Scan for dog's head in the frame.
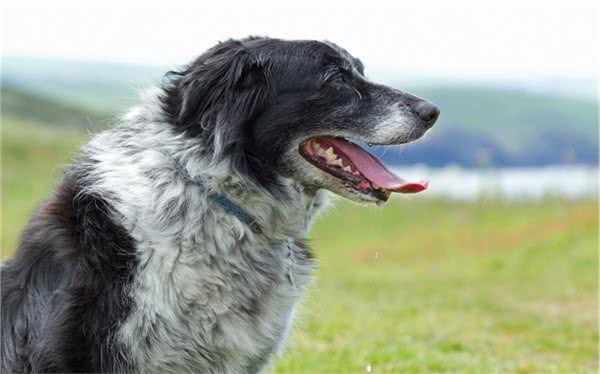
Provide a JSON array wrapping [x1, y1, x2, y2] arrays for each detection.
[[162, 37, 439, 204]]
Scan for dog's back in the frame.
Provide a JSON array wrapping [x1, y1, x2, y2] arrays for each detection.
[[1, 204, 68, 372], [1, 173, 138, 373]]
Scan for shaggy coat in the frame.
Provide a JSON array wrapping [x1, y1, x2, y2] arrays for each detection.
[[1, 37, 438, 373]]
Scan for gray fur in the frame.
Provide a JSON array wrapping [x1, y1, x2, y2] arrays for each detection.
[[81, 91, 328, 373]]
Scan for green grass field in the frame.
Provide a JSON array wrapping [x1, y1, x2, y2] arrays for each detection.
[[2, 118, 598, 372]]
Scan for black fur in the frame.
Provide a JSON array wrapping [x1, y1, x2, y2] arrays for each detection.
[[161, 37, 278, 192], [1, 168, 138, 373]]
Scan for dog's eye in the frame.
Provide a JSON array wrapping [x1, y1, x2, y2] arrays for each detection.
[[328, 73, 347, 85]]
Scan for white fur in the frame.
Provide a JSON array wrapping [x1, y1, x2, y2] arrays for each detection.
[[371, 107, 415, 145], [76, 91, 330, 373]]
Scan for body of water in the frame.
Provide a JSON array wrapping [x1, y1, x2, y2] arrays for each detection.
[[393, 165, 598, 200]]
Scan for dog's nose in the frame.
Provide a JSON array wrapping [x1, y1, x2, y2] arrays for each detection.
[[414, 101, 440, 127]]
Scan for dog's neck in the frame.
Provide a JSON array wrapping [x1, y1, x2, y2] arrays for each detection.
[[213, 174, 329, 239]]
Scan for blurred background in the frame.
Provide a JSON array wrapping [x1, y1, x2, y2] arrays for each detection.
[[1, 1, 598, 372]]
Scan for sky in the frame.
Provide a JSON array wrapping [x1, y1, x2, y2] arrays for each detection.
[[1, 1, 599, 79]]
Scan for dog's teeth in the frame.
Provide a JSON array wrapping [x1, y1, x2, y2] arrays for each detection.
[[324, 147, 337, 160], [315, 145, 327, 157], [324, 149, 338, 161], [343, 166, 352, 172], [326, 157, 342, 166]]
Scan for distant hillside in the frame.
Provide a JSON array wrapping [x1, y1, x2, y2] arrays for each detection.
[[1, 56, 598, 167], [405, 85, 598, 147], [1, 87, 111, 130], [380, 85, 599, 167], [372, 126, 598, 168], [2, 56, 167, 113]]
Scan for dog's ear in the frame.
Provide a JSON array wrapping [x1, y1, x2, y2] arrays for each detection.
[[171, 40, 272, 166]]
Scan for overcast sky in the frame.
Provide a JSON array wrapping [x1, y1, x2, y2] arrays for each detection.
[[2, 1, 599, 78]]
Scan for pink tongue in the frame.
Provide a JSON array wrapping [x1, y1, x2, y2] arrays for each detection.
[[322, 138, 428, 193]]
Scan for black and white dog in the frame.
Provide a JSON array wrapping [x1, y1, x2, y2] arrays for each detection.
[[1, 37, 438, 373]]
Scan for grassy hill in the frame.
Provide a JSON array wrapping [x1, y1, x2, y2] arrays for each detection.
[[1, 87, 111, 130], [2, 56, 166, 113], [1, 118, 85, 252], [382, 85, 598, 167], [407, 85, 598, 146]]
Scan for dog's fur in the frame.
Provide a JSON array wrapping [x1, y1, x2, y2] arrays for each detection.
[[1, 37, 437, 373]]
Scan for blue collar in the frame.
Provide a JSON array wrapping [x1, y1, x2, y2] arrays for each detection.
[[209, 192, 261, 233]]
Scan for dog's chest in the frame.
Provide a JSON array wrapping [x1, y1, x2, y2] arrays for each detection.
[[122, 234, 313, 373]]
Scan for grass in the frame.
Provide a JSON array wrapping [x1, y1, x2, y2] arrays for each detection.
[[1, 116, 85, 252], [1, 119, 598, 372], [275, 198, 597, 373]]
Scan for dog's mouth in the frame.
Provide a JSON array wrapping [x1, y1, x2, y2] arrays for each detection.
[[299, 136, 428, 201]]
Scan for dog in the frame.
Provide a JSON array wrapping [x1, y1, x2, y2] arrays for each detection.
[[1, 37, 438, 373]]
